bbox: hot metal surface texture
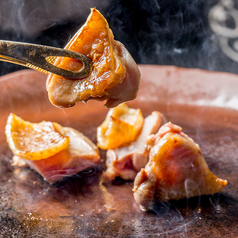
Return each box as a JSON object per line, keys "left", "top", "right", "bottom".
{"left": 0, "top": 65, "right": 238, "bottom": 237}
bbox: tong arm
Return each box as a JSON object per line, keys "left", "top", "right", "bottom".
{"left": 0, "top": 40, "right": 92, "bottom": 79}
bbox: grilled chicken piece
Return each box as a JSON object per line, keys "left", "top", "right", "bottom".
{"left": 133, "top": 122, "right": 227, "bottom": 211}
{"left": 24, "top": 127, "right": 100, "bottom": 183}
{"left": 6, "top": 114, "right": 100, "bottom": 183}
{"left": 12, "top": 127, "right": 100, "bottom": 184}
{"left": 47, "top": 8, "right": 140, "bottom": 108}
{"left": 103, "top": 111, "right": 166, "bottom": 181}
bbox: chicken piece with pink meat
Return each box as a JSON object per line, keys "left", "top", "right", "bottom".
{"left": 102, "top": 111, "right": 166, "bottom": 181}
{"left": 133, "top": 122, "right": 227, "bottom": 211}
{"left": 6, "top": 113, "right": 100, "bottom": 184}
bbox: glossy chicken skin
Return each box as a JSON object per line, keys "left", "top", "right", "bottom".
{"left": 97, "top": 103, "right": 144, "bottom": 150}
{"left": 133, "top": 122, "right": 227, "bottom": 211}
{"left": 47, "top": 8, "right": 140, "bottom": 108}
{"left": 103, "top": 111, "right": 166, "bottom": 181}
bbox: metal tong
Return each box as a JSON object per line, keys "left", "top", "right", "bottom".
{"left": 0, "top": 40, "right": 92, "bottom": 79}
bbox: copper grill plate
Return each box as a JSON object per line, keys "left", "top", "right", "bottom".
{"left": 0, "top": 65, "right": 237, "bottom": 237}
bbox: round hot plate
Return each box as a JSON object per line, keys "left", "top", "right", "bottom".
{"left": 0, "top": 65, "right": 237, "bottom": 237}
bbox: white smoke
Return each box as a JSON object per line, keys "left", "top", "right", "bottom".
{"left": 0, "top": 0, "right": 110, "bottom": 37}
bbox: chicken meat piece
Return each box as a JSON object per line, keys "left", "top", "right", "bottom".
{"left": 6, "top": 114, "right": 100, "bottom": 183}
{"left": 97, "top": 103, "right": 144, "bottom": 150}
{"left": 103, "top": 111, "right": 166, "bottom": 181}
{"left": 47, "top": 8, "right": 140, "bottom": 108}
{"left": 133, "top": 122, "right": 227, "bottom": 211}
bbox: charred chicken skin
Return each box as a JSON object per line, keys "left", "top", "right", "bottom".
{"left": 47, "top": 8, "right": 140, "bottom": 108}
{"left": 133, "top": 122, "right": 227, "bottom": 211}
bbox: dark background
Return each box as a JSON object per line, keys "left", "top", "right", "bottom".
{"left": 0, "top": 0, "right": 237, "bottom": 76}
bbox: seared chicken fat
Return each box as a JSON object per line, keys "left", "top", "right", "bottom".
{"left": 5, "top": 113, "right": 70, "bottom": 160}
{"left": 133, "top": 122, "right": 227, "bottom": 211}
{"left": 103, "top": 111, "right": 166, "bottom": 181}
{"left": 97, "top": 103, "right": 144, "bottom": 150}
{"left": 47, "top": 8, "right": 140, "bottom": 108}
{"left": 5, "top": 114, "right": 100, "bottom": 183}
